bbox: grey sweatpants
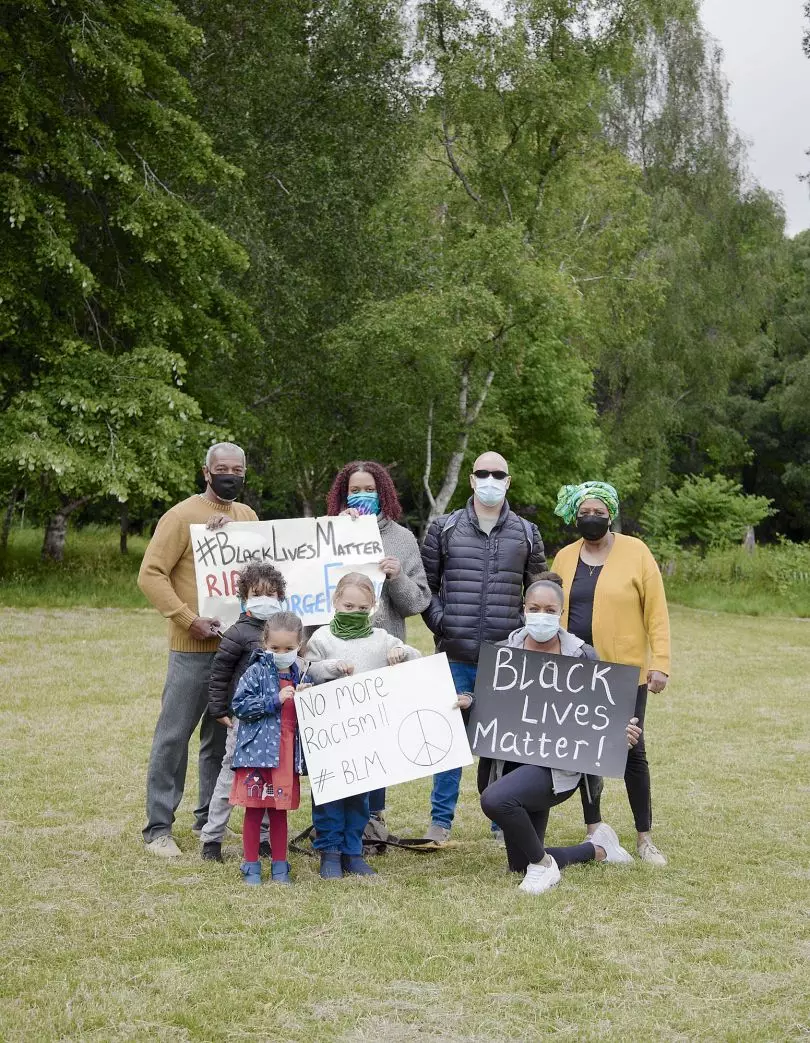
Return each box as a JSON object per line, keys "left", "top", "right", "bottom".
{"left": 200, "top": 724, "right": 269, "bottom": 844}
{"left": 143, "top": 651, "right": 226, "bottom": 842}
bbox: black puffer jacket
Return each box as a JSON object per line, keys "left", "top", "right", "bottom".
{"left": 207, "top": 613, "right": 265, "bottom": 720}
{"left": 421, "top": 498, "right": 547, "bottom": 664}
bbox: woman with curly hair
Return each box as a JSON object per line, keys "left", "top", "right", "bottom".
{"left": 326, "top": 460, "right": 431, "bottom": 836}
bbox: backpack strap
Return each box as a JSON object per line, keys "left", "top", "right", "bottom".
{"left": 438, "top": 508, "right": 464, "bottom": 556}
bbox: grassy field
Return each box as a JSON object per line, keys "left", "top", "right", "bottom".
{"left": 1, "top": 606, "right": 809, "bottom": 1041}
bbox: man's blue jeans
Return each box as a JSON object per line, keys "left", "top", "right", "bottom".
{"left": 312, "top": 793, "right": 370, "bottom": 855}
{"left": 430, "top": 661, "right": 477, "bottom": 828}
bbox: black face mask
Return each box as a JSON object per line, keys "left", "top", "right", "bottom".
{"left": 576, "top": 514, "right": 611, "bottom": 541}
{"left": 209, "top": 473, "right": 245, "bottom": 502}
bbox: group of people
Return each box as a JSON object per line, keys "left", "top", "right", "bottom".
{"left": 137, "top": 442, "right": 671, "bottom": 894}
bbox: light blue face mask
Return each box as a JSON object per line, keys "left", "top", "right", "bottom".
{"left": 272, "top": 649, "right": 298, "bottom": 669}
{"left": 525, "top": 612, "right": 561, "bottom": 643}
{"left": 347, "top": 491, "right": 380, "bottom": 516}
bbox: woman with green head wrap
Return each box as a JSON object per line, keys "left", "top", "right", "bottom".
{"left": 552, "top": 480, "right": 671, "bottom": 867}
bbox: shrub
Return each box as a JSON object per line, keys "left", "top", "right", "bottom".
{"left": 641, "top": 475, "right": 774, "bottom": 559}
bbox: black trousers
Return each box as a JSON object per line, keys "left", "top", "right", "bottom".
{"left": 480, "top": 762, "right": 595, "bottom": 875}
{"left": 581, "top": 684, "right": 651, "bottom": 832}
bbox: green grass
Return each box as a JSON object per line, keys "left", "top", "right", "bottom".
{"left": 1, "top": 608, "right": 809, "bottom": 1041}
{"left": 0, "top": 525, "right": 150, "bottom": 609}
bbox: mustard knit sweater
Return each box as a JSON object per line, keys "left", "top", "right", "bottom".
{"left": 138, "top": 494, "right": 258, "bottom": 653}
{"left": 553, "top": 533, "right": 671, "bottom": 684}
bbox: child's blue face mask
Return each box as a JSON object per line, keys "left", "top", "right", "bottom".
{"left": 347, "top": 492, "right": 380, "bottom": 516}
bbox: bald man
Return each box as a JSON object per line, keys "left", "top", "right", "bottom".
{"left": 420, "top": 451, "right": 546, "bottom": 843}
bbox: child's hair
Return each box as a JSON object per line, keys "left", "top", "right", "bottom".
{"left": 333, "top": 572, "right": 376, "bottom": 604}
{"left": 525, "top": 571, "right": 564, "bottom": 606}
{"left": 237, "top": 562, "right": 286, "bottom": 603}
{"left": 326, "top": 461, "right": 403, "bottom": 521}
{"left": 262, "top": 611, "right": 303, "bottom": 645}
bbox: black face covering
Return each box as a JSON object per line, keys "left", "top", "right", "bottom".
{"left": 209, "top": 473, "right": 244, "bottom": 502}
{"left": 576, "top": 514, "right": 611, "bottom": 541}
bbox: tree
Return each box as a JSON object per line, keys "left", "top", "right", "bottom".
{"left": 0, "top": 0, "right": 255, "bottom": 559}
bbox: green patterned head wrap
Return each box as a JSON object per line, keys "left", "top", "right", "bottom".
{"left": 554, "top": 481, "right": 619, "bottom": 525}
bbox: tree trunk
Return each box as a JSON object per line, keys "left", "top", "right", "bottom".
{"left": 120, "top": 501, "right": 129, "bottom": 555}
{"left": 1, "top": 488, "right": 18, "bottom": 554}
{"left": 41, "top": 498, "right": 90, "bottom": 562}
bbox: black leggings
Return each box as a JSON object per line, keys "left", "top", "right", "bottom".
{"left": 480, "top": 763, "right": 596, "bottom": 875}
{"left": 581, "top": 684, "right": 651, "bottom": 832}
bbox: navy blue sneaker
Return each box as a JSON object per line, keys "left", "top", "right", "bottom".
{"left": 341, "top": 854, "right": 377, "bottom": 876}
{"left": 319, "top": 851, "right": 343, "bottom": 880}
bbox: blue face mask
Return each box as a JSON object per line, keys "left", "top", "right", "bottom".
{"left": 347, "top": 492, "right": 380, "bottom": 516}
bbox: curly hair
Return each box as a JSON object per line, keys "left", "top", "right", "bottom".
{"left": 326, "top": 460, "right": 402, "bottom": 521}
{"left": 237, "top": 562, "right": 286, "bottom": 602}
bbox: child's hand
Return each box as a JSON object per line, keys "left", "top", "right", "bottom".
{"left": 337, "top": 661, "right": 355, "bottom": 676}
{"left": 453, "top": 693, "right": 473, "bottom": 711}
{"left": 280, "top": 687, "right": 296, "bottom": 704}
{"left": 387, "top": 646, "right": 406, "bottom": 665}
{"left": 216, "top": 715, "right": 233, "bottom": 727}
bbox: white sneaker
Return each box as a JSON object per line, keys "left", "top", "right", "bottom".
{"left": 145, "top": 834, "right": 181, "bottom": 858}
{"left": 590, "top": 823, "right": 634, "bottom": 864}
{"left": 519, "top": 856, "right": 561, "bottom": 895}
{"left": 637, "top": 837, "right": 667, "bottom": 866}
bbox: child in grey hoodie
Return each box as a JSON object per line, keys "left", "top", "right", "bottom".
{"left": 306, "top": 572, "right": 421, "bottom": 879}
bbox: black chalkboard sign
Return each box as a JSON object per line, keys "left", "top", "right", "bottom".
{"left": 467, "top": 643, "right": 640, "bottom": 778}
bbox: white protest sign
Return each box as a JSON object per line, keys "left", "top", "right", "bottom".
{"left": 190, "top": 516, "right": 386, "bottom": 629}
{"left": 295, "top": 653, "right": 473, "bottom": 805}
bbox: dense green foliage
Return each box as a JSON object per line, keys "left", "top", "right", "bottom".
{"left": 1, "top": 0, "right": 808, "bottom": 561}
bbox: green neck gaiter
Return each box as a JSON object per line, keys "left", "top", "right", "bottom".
{"left": 330, "top": 611, "right": 373, "bottom": 640}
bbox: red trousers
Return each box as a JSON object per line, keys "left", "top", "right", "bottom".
{"left": 242, "top": 807, "right": 287, "bottom": 862}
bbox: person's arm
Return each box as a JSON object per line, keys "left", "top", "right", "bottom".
{"left": 384, "top": 532, "right": 432, "bottom": 618}
{"left": 207, "top": 629, "right": 243, "bottom": 721}
{"left": 641, "top": 544, "right": 671, "bottom": 689}
{"left": 231, "top": 663, "right": 280, "bottom": 722}
{"left": 305, "top": 632, "right": 351, "bottom": 683}
{"left": 137, "top": 508, "right": 199, "bottom": 630}
{"left": 524, "top": 522, "right": 548, "bottom": 588}
{"left": 420, "top": 518, "right": 445, "bottom": 635}
{"left": 383, "top": 632, "right": 422, "bottom": 664}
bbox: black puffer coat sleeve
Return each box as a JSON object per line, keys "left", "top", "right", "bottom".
{"left": 524, "top": 523, "right": 548, "bottom": 586}
{"left": 420, "top": 517, "right": 445, "bottom": 636}
{"left": 208, "top": 627, "right": 244, "bottom": 719}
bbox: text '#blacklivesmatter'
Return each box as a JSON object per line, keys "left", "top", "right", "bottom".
{"left": 193, "top": 520, "right": 383, "bottom": 568}
{"left": 467, "top": 644, "right": 639, "bottom": 778}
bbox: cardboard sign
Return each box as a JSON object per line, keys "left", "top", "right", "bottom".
{"left": 295, "top": 653, "right": 473, "bottom": 805}
{"left": 190, "top": 516, "right": 387, "bottom": 629}
{"left": 467, "top": 643, "right": 639, "bottom": 778}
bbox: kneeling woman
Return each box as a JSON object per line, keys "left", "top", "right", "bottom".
{"left": 477, "top": 573, "right": 641, "bottom": 895}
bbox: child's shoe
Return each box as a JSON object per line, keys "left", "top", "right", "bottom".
{"left": 341, "top": 854, "right": 377, "bottom": 876}
{"left": 240, "top": 860, "right": 262, "bottom": 886}
{"left": 319, "top": 851, "right": 344, "bottom": 880}
{"left": 201, "top": 842, "right": 223, "bottom": 863}
{"left": 259, "top": 840, "right": 272, "bottom": 858}
{"left": 271, "top": 860, "right": 292, "bottom": 884}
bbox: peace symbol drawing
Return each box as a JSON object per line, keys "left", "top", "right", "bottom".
{"left": 397, "top": 709, "right": 453, "bottom": 767}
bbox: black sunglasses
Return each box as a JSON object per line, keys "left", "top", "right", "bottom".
{"left": 473, "top": 469, "right": 509, "bottom": 480}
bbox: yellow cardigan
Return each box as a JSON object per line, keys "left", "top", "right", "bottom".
{"left": 553, "top": 534, "right": 671, "bottom": 684}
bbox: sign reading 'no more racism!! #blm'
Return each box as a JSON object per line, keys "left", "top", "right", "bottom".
{"left": 190, "top": 516, "right": 386, "bottom": 629}
{"left": 296, "top": 653, "right": 473, "bottom": 805}
{"left": 467, "top": 643, "right": 640, "bottom": 778}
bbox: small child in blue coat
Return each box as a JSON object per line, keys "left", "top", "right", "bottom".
{"left": 230, "top": 611, "right": 311, "bottom": 885}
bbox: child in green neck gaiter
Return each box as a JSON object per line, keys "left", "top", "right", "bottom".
{"left": 305, "top": 572, "right": 421, "bottom": 878}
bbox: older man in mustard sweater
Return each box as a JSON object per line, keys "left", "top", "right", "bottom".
{"left": 138, "top": 442, "right": 258, "bottom": 857}
{"left": 553, "top": 481, "right": 671, "bottom": 867}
